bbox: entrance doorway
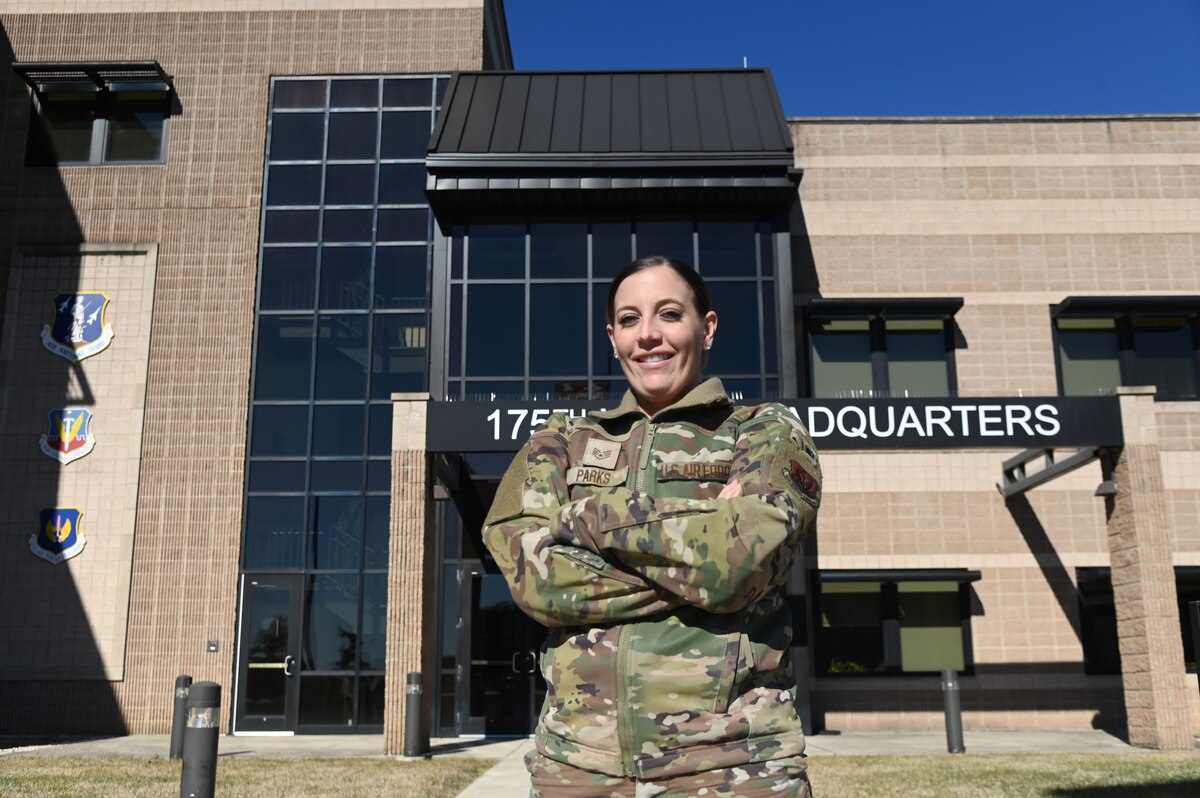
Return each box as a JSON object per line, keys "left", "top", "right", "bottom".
{"left": 234, "top": 574, "right": 302, "bottom": 733}
{"left": 458, "top": 569, "right": 545, "bottom": 735}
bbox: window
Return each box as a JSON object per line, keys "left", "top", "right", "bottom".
{"left": 17, "top": 62, "right": 175, "bottom": 166}
{"left": 242, "top": 75, "right": 448, "bottom": 730}
{"left": 446, "top": 215, "right": 782, "bottom": 401}
{"left": 1076, "top": 567, "right": 1200, "bottom": 674}
{"left": 814, "top": 571, "right": 978, "bottom": 676}
{"left": 1054, "top": 299, "right": 1200, "bottom": 400}
{"left": 804, "top": 299, "right": 961, "bottom": 399}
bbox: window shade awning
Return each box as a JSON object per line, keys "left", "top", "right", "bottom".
{"left": 803, "top": 297, "right": 964, "bottom": 320}
{"left": 12, "top": 61, "right": 174, "bottom": 95}
{"left": 1052, "top": 295, "right": 1200, "bottom": 317}
{"left": 819, "top": 569, "right": 982, "bottom": 584}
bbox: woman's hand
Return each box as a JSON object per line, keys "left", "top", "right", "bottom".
{"left": 718, "top": 479, "right": 742, "bottom": 500}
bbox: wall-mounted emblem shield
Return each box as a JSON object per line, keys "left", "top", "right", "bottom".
{"left": 31, "top": 508, "right": 86, "bottom": 564}
{"left": 39, "top": 408, "right": 96, "bottom": 465}
{"left": 41, "top": 292, "right": 114, "bottom": 362}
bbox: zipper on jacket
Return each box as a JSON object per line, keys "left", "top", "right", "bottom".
{"left": 635, "top": 420, "right": 656, "bottom": 494}
{"left": 615, "top": 419, "right": 653, "bottom": 777}
{"left": 615, "top": 623, "right": 635, "bottom": 776}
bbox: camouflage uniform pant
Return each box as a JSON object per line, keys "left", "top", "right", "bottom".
{"left": 527, "top": 751, "right": 812, "bottom": 798}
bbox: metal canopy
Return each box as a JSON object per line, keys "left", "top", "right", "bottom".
{"left": 12, "top": 60, "right": 174, "bottom": 94}
{"left": 804, "top": 296, "right": 965, "bottom": 320}
{"left": 819, "top": 569, "right": 982, "bottom": 583}
{"left": 1052, "top": 295, "right": 1200, "bottom": 317}
{"left": 425, "top": 69, "right": 799, "bottom": 209}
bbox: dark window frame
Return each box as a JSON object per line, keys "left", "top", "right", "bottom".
{"left": 445, "top": 212, "right": 782, "bottom": 402}
{"left": 15, "top": 61, "right": 176, "bottom": 167}
{"left": 1051, "top": 300, "right": 1200, "bottom": 401}
{"left": 803, "top": 300, "right": 961, "bottom": 399}
{"left": 813, "top": 569, "right": 979, "bottom": 678}
{"left": 1076, "top": 566, "right": 1200, "bottom": 675}
{"left": 238, "top": 74, "right": 447, "bottom": 734}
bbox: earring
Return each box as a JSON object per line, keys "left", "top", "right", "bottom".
{"left": 613, "top": 350, "right": 620, "bottom": 359}
{"left": 704, "top": 343, "right": 712, "bottom": 351}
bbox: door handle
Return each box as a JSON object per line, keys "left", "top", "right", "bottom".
{"left": 511, "top": 651, "right": 537, "bottom": 674}
{"left": 283, "top": 655, "right": 295, "bottom": 677}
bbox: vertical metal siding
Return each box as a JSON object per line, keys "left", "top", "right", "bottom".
{"left": 549, "top": 73, "right": 585, "bottom": 153}
{"left": 458, "top": 73, "right": 503, "bottom": 152}
{"left": 693, "top": 72, "right": 732, "bottom": 152}
{"left": 665, "top": 72, "right": 702, "bottom": 152}
{"left": 434, "top": 73, "right": 476, "bottom": 153}
{"left": 490, "top": 74, "right": 530, "bottom": 153}
{"left": 610, "top": 73, "right": 641, "bottom": 152}
{"left": 579, "top": 73, "right": 612, "bottom": 153}
{"left": 519, "top": 74, "right": 557, "bottom": 152}
{"left": 722, "top": 72, "right": 763, "bottom": 151}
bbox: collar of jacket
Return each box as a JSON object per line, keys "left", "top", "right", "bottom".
{"left": 591, "top": 377, "right": 731, "bottom": 422}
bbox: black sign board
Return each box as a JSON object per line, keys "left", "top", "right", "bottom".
{"left": 426, "top": 397, "right": 1124, "bottom": 453}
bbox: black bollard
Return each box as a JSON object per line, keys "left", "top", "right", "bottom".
{"left": 402, "top": 671, "right": 427, "bottom": 758}
{"left": 179, "top": 681, "right": 220, "bottom": 798}
{"left": 941, "top": 668, "right": 965, "bottom": 753}
{"left": 169, "top": 675, "right": 192, "bottom": 760}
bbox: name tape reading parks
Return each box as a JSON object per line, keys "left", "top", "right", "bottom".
{"left": 426, "top": 397, "right": 1123, "bottom": 452}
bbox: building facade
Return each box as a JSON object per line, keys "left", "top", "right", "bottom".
{"left": 0, "top": 0, "right": 1197, "bottom": 752}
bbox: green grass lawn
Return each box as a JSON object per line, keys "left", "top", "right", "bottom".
{"left": 807, "top": 752, "right": 1200, "bottom": 798}
{"left": 1, "top": 752, "right": 1198, "bottom": 797}
{"left": 0, "top": 756, "right": 496, "bottom": 798}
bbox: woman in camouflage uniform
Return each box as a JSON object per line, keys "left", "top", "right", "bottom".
{"left": 483, "top": 256, "right": 821, "bottom": 797}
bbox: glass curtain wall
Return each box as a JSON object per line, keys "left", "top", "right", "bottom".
{"left": 243, "top": 75, "right": 446, "bottom": 730}
{"left": 446, "top": 216, "right": 780, "bottom": 401}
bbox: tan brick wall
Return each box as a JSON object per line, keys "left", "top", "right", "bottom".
{"left": 0, "top": 1, "right": 486, "bottom": 13}
{"left": 0, "top": 4, "right": 487, "bottom": 734}
{"left": 384, "top": 396, "right": 436, "bottom": 755}
{"left": 791, "top": 117, "right": 1200, "bottom": 399}
{"left": 1107, "top": 389, "right": 1193, "bottom": 748}
{"left": 795, "top": 118, "right": 1200, "bottom": 737}
{"left": 0, "top": 246, "right": 156, "bottom": 684}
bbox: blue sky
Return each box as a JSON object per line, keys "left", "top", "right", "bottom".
{"left": 503, "top": 0, "right": 1200, "bottom": 117}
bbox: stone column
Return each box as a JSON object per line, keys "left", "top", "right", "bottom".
{"left": 1107, "top": 386, "right": 1192, "bottom": 749}
{"left": 384, "top": 393, "right": 436, "bottom": 755}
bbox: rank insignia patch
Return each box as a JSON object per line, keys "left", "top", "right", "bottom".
{"left": 784, "top": 460, "right": 821, "bottom": 507}
{"left": 39, "top": 408, "right": 96, "bottom": 465}
{"left": 581, "top": 438, "right": 622, "bottom": 469}
{"left": 31, "top": 508, "right": 86, "bottom": 564}
{"left": 41, "top": 292, "right": 114, "bottom": 362}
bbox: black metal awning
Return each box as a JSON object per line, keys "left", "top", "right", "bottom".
{"left": 1052, "top": 295, "right": 1200, "bottom": 317}
{"left": 819, "top": 569, "right": 982, "bottom": 584}
{"left": 425, "top": 69, "right": 798, "bottom": 210}
{"left": 803, "top": 297, "right": 965, "bottom": 320}
{"left": 12, "top": 61, "right": 174, "bottom": 94}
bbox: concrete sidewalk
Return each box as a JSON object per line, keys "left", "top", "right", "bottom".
{"left": 449, "top": 730, "right": 1168, "bottom": 798}
{"left": 0, "top": 733, "right": 522, "bottom": 760}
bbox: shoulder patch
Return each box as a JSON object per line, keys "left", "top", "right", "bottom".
{"left": 783, "top": 458, "right": 821, "bottom": 507}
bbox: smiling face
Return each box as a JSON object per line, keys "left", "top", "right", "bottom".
{"left": 607, "top": 266, "right": 717, "bottom": 416}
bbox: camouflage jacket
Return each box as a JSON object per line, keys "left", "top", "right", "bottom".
{"left": 482, "top": 378, "right": 821, "bottom": 780}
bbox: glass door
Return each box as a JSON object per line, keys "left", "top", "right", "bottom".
{"left": 459, "top": 570, "right": 545, "bottom": 735}
{"left": 235, "top": 574, "right": 302, "bottom": 733}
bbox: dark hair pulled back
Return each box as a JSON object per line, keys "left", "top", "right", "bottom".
{"left": 604, "top": 255, "right": 713, "bottom": 324}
